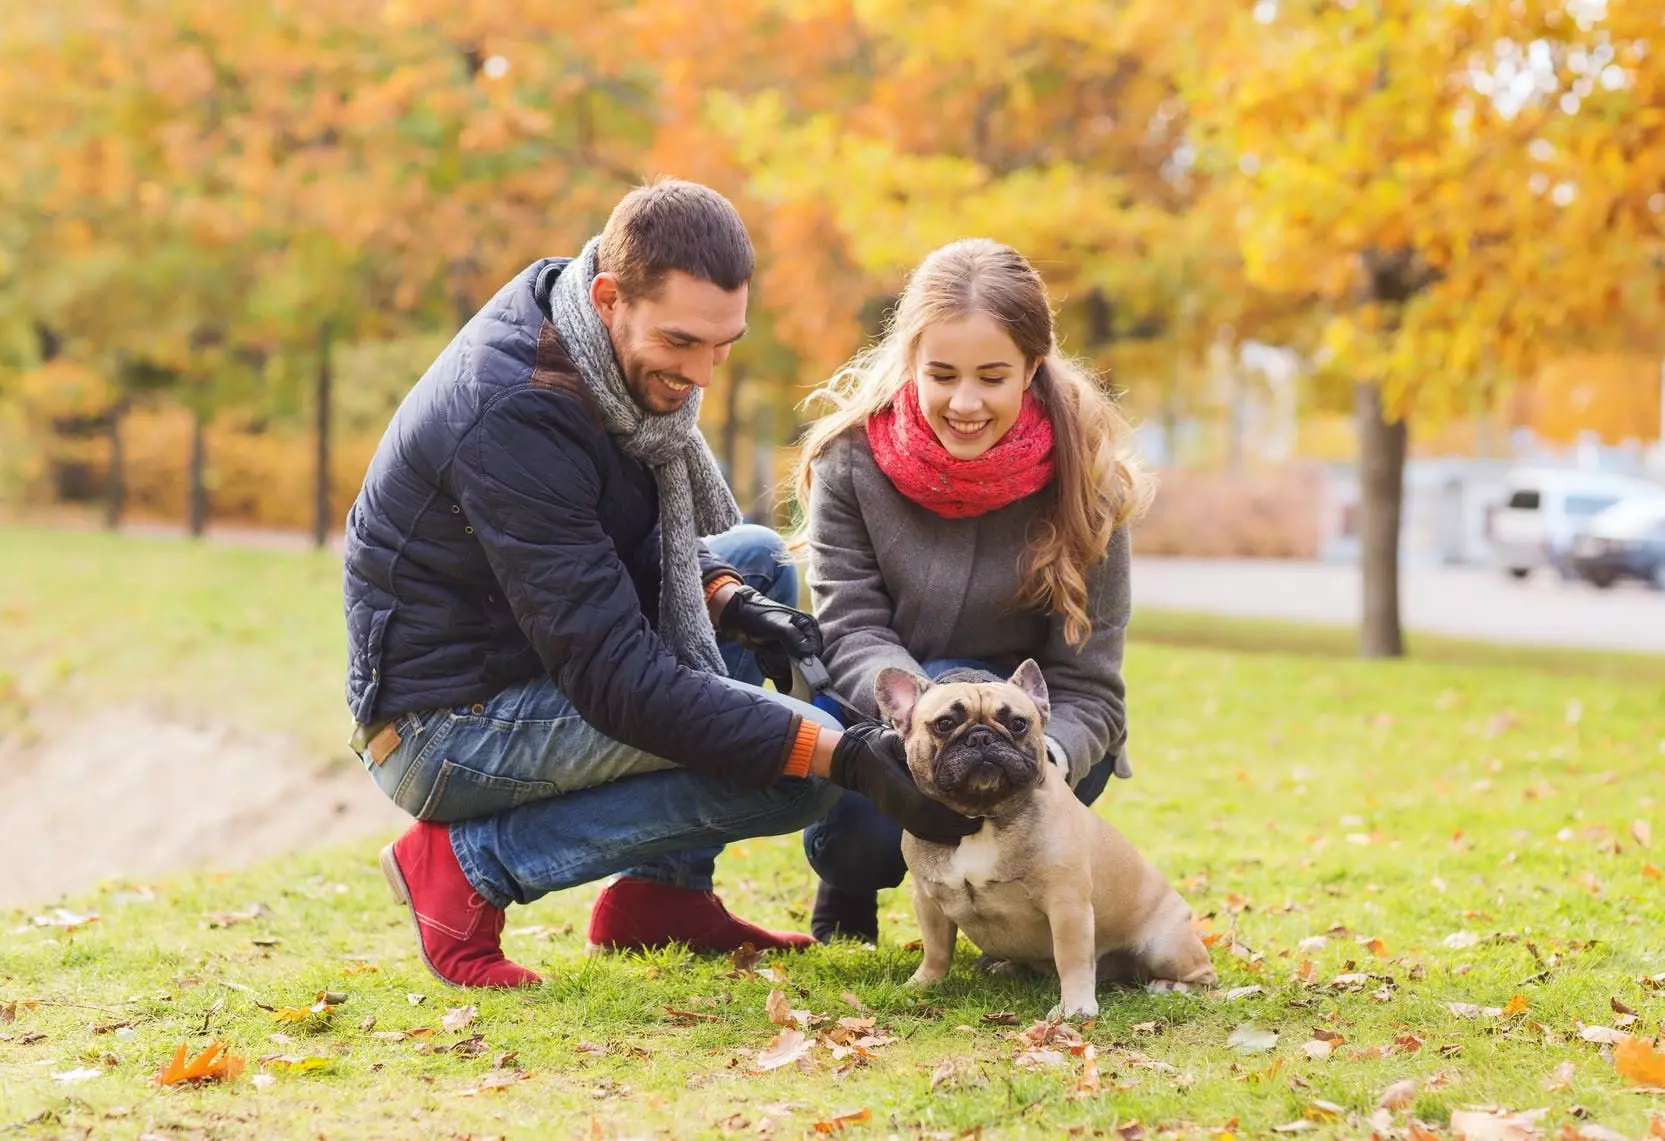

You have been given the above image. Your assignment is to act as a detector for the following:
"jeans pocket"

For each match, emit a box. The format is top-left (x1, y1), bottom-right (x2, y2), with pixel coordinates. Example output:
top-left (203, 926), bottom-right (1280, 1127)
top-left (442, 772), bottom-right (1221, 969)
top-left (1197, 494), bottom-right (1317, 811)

top-left (413, 760), bottom-right (558, 824)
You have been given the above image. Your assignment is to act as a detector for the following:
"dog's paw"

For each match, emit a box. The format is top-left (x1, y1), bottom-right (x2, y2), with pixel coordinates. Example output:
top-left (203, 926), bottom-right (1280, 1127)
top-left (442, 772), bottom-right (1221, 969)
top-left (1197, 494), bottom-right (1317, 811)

top-left (1048, 997), bottom-right (1100, 1021)
top-left (1145, 979), bottom-right (1192, 994)
top-left (906, 968), bottom-right (945, 990)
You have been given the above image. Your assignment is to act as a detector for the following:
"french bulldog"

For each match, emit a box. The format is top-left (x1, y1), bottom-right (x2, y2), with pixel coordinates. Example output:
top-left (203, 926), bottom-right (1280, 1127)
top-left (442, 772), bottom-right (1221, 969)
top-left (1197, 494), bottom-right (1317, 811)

top-left (877, 660), bottom-right (1216, 1018)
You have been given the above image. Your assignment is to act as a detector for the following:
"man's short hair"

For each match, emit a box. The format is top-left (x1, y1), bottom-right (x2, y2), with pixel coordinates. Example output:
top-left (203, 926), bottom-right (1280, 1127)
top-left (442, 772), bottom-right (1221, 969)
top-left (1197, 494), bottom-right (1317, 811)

top-left (597, 179), bottom-right (755, 300)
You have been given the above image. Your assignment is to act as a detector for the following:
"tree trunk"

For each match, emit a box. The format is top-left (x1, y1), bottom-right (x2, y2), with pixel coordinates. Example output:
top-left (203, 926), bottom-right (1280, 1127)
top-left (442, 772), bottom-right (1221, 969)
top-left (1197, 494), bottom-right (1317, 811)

top-left (103, 400), bottom-right (126, 530)
top-left (187, 408), bottom-right (208, 538)
top-left (722, 363), bottom-right (745, 492)
top-left (1356, 381), bottom-right (1407, 657)
top-left (314, 323), bottom-right (333, 550)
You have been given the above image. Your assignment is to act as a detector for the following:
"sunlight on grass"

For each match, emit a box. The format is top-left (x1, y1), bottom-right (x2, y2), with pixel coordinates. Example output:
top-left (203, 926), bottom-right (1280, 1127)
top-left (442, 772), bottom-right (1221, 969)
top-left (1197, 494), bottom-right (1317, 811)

top-left (3, 526), bottom-right (1665, 1137)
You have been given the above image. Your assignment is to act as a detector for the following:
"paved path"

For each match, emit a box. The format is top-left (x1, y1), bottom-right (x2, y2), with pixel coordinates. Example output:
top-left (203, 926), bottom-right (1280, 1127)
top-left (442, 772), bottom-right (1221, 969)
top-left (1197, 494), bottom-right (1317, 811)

top-left (1131, 558), bottom-right (1665, 655)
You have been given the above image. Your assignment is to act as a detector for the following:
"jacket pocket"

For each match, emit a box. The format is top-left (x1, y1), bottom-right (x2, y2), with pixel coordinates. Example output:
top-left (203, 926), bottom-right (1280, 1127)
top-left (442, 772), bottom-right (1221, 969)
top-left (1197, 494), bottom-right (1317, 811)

top-left (349, 606), bottom-right (395, 725)
top-left (412, 760), bottom-right (557, 823)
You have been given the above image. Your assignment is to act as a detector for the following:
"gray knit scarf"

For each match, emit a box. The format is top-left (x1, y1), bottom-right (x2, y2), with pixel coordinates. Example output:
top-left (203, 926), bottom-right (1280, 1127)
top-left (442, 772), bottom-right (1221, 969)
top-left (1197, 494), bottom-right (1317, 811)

top-left (547, 237), bottom-right (741, 676)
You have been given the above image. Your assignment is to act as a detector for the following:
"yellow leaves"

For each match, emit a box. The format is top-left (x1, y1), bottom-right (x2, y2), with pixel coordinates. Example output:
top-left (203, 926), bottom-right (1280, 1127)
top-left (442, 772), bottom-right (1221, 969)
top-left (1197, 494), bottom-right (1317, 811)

top-left (1614, 1037), bottom-right (1665, 1089)
top-left (157, 1040), bottom-right (244, 1087)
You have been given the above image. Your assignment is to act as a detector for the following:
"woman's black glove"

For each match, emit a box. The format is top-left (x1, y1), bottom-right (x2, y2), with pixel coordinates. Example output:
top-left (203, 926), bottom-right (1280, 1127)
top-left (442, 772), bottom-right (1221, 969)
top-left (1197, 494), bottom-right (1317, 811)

top-left (716, 585), bottom-right (823, 692)
top-left (828, 722), bottom-right (981, 844)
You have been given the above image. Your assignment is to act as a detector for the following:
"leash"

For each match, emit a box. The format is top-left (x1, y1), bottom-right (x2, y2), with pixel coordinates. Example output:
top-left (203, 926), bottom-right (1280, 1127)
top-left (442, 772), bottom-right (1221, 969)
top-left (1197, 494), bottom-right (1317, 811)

top-left (790, 655), bottom-right (882, 727)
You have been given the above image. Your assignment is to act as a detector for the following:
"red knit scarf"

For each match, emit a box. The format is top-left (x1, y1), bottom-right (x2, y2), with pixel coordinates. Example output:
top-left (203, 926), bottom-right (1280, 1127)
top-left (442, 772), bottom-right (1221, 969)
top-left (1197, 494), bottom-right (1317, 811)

top-left (866, 382), bottom-right (1055, 519)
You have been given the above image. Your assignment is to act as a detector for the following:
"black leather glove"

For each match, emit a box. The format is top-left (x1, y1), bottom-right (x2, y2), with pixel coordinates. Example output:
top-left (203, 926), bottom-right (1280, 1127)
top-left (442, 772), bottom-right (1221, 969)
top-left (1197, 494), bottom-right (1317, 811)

top-left (716, 585), bottom-right (824, 692)
top-left (828, 722), bottom-right (981, 844)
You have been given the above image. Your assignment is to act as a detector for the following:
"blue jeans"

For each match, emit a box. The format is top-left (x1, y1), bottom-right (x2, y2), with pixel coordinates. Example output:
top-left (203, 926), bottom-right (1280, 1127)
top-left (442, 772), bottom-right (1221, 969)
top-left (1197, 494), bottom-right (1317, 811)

top-left (802, 657), bottom-right (1118, 895)
top-left (357, 525), bottom-right (841, 909)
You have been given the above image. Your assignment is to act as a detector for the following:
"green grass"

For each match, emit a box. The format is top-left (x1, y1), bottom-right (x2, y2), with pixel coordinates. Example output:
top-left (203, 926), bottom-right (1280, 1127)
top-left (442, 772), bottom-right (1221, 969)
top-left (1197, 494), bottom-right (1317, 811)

top-left (4, 524), bottom-right (1665, 1138)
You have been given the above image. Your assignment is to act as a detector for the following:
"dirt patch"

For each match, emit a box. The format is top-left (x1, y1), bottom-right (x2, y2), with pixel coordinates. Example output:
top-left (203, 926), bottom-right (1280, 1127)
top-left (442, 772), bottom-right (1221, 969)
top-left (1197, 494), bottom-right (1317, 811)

top-left (0, 705), bottom-right (404, 908)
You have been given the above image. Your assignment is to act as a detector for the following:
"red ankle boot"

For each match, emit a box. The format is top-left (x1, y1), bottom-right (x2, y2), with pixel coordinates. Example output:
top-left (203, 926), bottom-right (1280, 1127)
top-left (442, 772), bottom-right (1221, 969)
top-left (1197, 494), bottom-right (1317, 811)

top-left (585, 876), bottom-right (815, 954)
top-left (380, 822), bottom-right (541, 989)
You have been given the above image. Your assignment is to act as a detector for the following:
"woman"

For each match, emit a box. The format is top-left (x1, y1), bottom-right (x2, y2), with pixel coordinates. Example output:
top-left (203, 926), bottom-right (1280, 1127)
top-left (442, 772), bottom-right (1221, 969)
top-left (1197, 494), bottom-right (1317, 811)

top-left (795, 238), bottom-right (1153, 943)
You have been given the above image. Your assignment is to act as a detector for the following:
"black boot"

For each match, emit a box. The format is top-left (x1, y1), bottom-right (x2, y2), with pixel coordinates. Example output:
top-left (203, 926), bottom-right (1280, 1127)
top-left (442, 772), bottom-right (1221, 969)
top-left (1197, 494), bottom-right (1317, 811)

top-left (811, 880), bottom-right (879, 944)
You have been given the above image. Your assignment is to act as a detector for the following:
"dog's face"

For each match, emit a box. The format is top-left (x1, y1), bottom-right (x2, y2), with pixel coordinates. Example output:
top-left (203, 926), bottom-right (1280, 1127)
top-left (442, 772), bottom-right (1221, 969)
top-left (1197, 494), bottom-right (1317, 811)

top-left (874, 661), bottom-right (1051, 816)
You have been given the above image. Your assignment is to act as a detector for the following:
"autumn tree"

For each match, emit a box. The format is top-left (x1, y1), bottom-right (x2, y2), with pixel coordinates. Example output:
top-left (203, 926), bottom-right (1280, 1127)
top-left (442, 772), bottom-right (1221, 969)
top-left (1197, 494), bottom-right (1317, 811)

top-left (1184, 0), bottom-right (1664, 655)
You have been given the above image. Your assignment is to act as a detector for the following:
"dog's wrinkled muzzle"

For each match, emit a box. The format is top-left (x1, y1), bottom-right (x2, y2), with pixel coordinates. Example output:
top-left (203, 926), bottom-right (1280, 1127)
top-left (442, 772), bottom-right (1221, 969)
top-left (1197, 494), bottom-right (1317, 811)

top-left (932, 729), bottom-right (1039, 811)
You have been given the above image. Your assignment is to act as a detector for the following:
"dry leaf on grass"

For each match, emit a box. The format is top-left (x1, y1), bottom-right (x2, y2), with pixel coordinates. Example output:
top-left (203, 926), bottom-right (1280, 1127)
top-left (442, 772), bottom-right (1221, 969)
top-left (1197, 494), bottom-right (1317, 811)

top-left (1299, 1040), bottom-right (1333, 1060)
top-left (1562, 1124), bottom-right (1631, 1141)
top-left (728, 942), bottom-right (764, 978)
top-left (664, 1007), bottom-right (722, 1023)
top-left (455, 1069), bottom-right (531, 1097)
top-left (1634, 821), bottom-right (1653, 849)
top-left (1449, 1107), bottom-right (1549, 1140)
top-left (1225, 985), bottom-right (1266, 1000)
top-left (442, 1005), bottom-right (477, 1033)
top-left (1504, 995), bottom-right (1530, 1017)
top-left (1381, 1078), bottom-right (1419, 1109)
top-left (1228, 1024), bottom-right (1279, 1053)
top-left (51, 1068), bottom-right (102, 1085)
top-left (1579, 1026), bottom-right (1628, 1045)
top-left (157, 1040), bottom-right (244, 1087)
top-left (1395, 1033), bottom-right (1426, 1053)
top-left (754, 1029), bottom-right (811, 1073)
top-left (812, 1108), bottom-right (869, 1133)
top-left (1544, 1061), bottom-right (1576, 1091)
top-left (258, 1054), bottom-right (333, 1073)
top-left (839, 992), bottom-right (870, 1012)
top-left (982, 1011), bottom-right (1019, 1026)
top-left (1614, 1036), bottom-right (1665, 1088)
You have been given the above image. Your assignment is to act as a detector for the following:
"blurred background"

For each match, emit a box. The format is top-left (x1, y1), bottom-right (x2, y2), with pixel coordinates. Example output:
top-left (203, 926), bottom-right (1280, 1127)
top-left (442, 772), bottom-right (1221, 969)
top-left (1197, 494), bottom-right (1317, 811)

top-left (0, 0), bottom-right (1662, 905)
top-left (3, 0), bottom-right (1663, 628)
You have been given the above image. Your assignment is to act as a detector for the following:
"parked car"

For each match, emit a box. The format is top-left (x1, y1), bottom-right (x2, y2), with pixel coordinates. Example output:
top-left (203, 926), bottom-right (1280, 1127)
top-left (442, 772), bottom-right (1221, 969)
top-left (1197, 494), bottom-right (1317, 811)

top-left (1488, 467), bottom-right (1665, 581)
top-left (1567, 495), bottom-right (1665, 590)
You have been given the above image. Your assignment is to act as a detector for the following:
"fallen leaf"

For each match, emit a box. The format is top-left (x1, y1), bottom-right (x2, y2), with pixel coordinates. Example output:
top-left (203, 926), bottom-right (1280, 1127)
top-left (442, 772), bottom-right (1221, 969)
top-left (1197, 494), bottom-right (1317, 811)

top-left (1117, 1122), bottom-right (1147, 1141)
top-left (51, 1068), bottom-right (102, 1085)
top-left (251, 1073), bottom-right (276, 1089)
top-left (575, 1040), bottom-right (606, 1056)
top-left (1395, 1033), bottom-right (1426, 1053)
top-left (754, 1029), bottom-right (811, 1073)
top-left (1381, 1078), bottom-right (1419, 1110)
top-left (1226, 985), bottom-right (1266, 1001)
top-left (1505, 995), bottom-right (1530, 1017)
top-left (931, 1059), bottom-right (971, 1089)
top-left (664, 1007), bottom-right (722, 1023)
top-left (1644, 864), bottom-right (1662, 880)
top-left (1615, 1037), bottom-right (1665, 1087)
top-left (29, 909), bottom-right (99, 931)
top-left (258, 1055), bottom-right (333, 1073)
top-left (1307, 1099), bottom-right (1346, 1122)
top-left (1074, 1042), bottom-right (1101, 1095)
top-left (812, 1108), bottom-right (870, 1133)
top-left (1544, 1061), bottom-right (1576, 1091)
top-left (765, 990), bottom-right (793, 1028)
top-left (1272, 1121), bottom-right (1315, 1133)
top-left (839, 992), bottom-right (870, 1012)
top-left (1409, 1124), bottom-right (1444, 1141)
top-left (1297, 936), bottom-right (1328, 953)
top-left (1650, 1114), bottom-right (1665, 1138)
top-left (157, 1040), bottom-right (244, 1087)
top-left (1364, 938), bottom-right (1389, 958)
top-left (728, 942), bottom-right (764, 977)
top-left (0, 1002), bottom-right (14, 1024)
top-left (1449, 1106), bottom-right (1549, 1140)
top-left (1634, 821), bottom-right (1653, 849)
top-left (1312, 1028), bottom-right (1346, 1045)
top-left (1563, 1126), bottom-right (1630, 1141)
top-left (1580, 1027), bottom-right (1628, 1045)
top-left (1014, 1047), bottom-right (1068, 1068)
top-left (1131, 1021), bottom-right (1159, 1034)
top-left (982, 1011), bottom-right (1020, 1026)
top-left (1299, 1040), bottom-right (1333, 1060)
top-left (1450, 1003), bottom-right (1504, 1019)
top-left (442, 1005), bottom-right (477, 1033)
top-left (407, 993), bottom-right (427, 1006)
top-left (1614, 997), bottom-right (1639, 1017)
top-left (1227, 1024), bottom-right (1278, 1053)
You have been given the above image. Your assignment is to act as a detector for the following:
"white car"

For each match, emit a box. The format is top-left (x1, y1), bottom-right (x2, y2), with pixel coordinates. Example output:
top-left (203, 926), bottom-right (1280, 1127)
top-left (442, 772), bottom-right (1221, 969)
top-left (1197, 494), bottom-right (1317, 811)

top-left (1488, 467), bottom-right (1665, 581)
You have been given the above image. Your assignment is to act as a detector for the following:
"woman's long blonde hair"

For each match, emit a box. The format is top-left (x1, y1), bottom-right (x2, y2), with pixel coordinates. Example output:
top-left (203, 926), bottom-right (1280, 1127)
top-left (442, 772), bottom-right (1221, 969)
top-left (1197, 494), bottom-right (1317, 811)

top-left (793, 239), bottom-right (1154, 647)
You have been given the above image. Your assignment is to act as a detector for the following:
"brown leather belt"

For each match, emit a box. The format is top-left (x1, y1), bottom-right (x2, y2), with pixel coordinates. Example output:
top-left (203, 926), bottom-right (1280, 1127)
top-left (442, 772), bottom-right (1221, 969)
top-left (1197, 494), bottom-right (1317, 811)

top-left (349, 719), bottom-right (401, 765)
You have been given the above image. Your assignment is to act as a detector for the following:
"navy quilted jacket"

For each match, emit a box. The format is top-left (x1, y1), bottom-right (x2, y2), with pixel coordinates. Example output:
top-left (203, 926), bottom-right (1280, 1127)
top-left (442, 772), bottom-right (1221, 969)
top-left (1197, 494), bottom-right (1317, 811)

top-left (341, 258), bottom-right (807, 788)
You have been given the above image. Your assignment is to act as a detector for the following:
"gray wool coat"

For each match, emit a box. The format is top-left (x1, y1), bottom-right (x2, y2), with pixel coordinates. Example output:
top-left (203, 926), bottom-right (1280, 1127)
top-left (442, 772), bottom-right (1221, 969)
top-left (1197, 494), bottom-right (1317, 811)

top-left (806, 430), bottom-right (1133, 786)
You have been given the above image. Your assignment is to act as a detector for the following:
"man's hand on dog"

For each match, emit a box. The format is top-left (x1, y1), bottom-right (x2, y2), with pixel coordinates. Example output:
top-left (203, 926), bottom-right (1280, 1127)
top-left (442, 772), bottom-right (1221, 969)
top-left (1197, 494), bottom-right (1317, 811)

top-left (826, 723), bottom-right (981, 844)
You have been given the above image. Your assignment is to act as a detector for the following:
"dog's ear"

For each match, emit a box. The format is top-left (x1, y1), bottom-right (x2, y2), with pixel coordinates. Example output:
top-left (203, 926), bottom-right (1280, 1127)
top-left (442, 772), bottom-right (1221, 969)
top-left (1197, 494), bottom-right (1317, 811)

top-left (1008, 659), bottom-right (1051, 724)
top-left (874, 668), bottom-right (930, 733)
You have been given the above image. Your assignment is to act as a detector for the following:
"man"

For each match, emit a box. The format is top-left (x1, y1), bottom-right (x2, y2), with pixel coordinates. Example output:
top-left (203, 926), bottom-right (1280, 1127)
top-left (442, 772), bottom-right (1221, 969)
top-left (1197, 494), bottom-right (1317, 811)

top-left (342, 179), bottom-right (976, 988)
